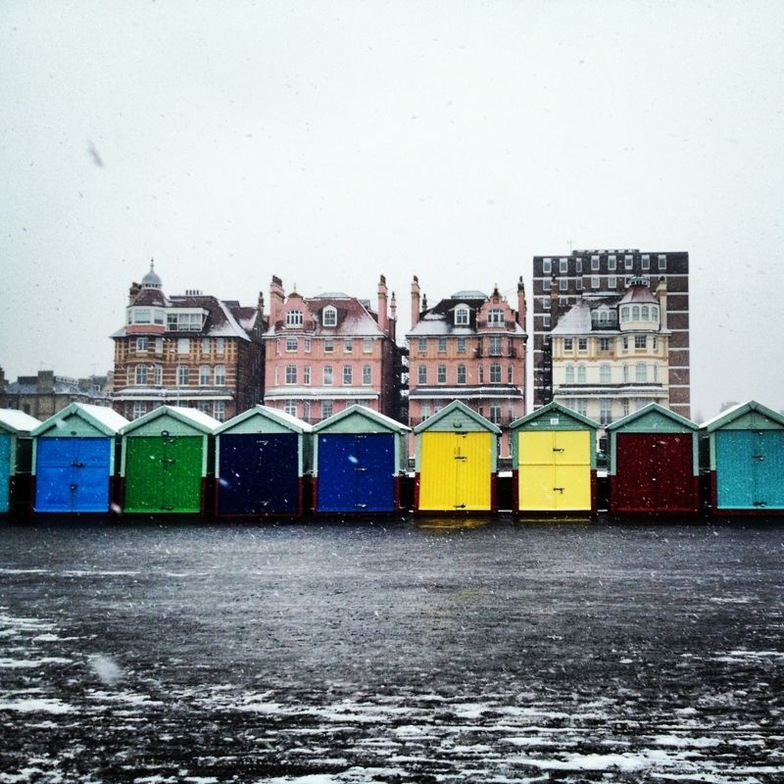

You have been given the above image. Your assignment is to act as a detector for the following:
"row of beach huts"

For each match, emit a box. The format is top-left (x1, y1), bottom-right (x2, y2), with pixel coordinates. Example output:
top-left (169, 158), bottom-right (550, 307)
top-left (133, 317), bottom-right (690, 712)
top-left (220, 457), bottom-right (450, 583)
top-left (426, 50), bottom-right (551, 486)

top-left (1, 399), bottom-right (783, 519)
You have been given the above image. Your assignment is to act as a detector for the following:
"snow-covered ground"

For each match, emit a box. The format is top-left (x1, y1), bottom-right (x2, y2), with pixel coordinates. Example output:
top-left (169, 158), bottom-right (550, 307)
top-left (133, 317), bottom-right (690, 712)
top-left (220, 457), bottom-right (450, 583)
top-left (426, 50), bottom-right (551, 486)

top-left (0, 517), bottom-right (782, 783)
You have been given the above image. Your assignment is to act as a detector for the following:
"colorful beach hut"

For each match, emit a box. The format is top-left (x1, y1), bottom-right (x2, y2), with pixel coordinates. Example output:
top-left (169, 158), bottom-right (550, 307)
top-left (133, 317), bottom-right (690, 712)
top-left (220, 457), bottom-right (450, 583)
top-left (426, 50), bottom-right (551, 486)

top-left (120, 406), bottom-right (219, 515)
top-left (312, 405), bottom-right (410, 515)
top-left (214, 405), bottom-right (312, 517)
top-left (509, 402), bottom-right (600, 515)
top-left (700, 400), bottom-right (784, 515)
top-left (606, 403), bottom-right (700, 515)
top-left (413, 400), bottom-right (500, 514)
top-left (0, 409), bottom-right (41, 514)
top-left (31, 403), bottom-right (128, 514)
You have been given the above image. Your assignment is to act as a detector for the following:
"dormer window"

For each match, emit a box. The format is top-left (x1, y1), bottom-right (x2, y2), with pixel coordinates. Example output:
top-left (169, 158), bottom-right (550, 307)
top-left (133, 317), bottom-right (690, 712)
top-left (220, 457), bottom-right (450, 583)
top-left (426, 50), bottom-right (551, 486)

top-left (322, 306), bottom-right (337, 327)
top-left (286, 309), bottom-right (303, 327)
top-left (454, 305), bottom-right (470, 326)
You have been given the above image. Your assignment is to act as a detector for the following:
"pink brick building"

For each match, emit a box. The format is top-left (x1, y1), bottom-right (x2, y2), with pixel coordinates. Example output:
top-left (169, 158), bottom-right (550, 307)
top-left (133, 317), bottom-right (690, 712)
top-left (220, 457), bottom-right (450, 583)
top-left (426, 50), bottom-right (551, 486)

top-left (262, 275), bottom-right (403, 423)
top-left (406, 276), bottom-right (528, 455)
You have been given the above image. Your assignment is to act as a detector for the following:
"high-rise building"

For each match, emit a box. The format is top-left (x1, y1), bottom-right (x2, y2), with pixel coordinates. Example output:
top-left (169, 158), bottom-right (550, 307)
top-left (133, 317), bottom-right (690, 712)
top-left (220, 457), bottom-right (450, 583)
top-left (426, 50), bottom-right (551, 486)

top-left (532, 250), bottom-right (690, 419)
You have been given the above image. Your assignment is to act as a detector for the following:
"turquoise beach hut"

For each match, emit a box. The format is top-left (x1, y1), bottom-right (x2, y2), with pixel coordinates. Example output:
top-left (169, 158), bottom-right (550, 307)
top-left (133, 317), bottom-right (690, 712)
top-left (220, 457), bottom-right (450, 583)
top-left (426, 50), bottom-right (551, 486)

top-left (700, 400), bottom-right (784, 515)
top-left (0, 409), bottom-right (40, 514)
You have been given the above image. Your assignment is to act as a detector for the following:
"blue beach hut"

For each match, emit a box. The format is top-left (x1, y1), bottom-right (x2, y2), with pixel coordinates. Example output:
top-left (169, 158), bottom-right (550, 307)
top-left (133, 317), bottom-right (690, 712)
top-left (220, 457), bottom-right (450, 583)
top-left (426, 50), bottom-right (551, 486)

top-left (31, 403), bottom-right (128, 514)
top-left (700, 400), bottom-right (784, 515)
top-left (0, 409), bottom-right (40, 514)
top-left (312, 405), bottom-right (410, 515)
top-left (214, 405), bottom-right (312, 517)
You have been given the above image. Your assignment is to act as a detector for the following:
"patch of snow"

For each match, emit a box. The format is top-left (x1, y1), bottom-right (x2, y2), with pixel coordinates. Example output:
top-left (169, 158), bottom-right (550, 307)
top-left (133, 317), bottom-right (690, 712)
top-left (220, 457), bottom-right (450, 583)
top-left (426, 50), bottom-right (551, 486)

top-left (0, 697), bottom-right (74, 714)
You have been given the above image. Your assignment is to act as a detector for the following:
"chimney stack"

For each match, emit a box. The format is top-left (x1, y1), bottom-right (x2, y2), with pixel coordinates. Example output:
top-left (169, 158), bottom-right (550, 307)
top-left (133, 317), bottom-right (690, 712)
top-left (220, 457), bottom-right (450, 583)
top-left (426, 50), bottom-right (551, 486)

top-left (411, 276), bottom-right (421, 328)
top-left (269, 275), bottom-right (285, 327)
top-left (377, 274), bottom-right (389, 335)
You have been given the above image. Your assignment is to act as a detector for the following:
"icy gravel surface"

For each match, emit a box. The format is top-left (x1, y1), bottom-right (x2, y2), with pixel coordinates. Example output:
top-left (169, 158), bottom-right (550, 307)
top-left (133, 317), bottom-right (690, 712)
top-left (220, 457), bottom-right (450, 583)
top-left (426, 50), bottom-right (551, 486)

top-left (1, 516), bottom-right (782, 783)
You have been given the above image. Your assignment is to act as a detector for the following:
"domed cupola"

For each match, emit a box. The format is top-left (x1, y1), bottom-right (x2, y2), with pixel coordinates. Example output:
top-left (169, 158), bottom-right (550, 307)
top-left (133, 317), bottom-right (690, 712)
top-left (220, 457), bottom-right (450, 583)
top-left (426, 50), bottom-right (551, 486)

top-left (142, 259), bottom-right (162, 289)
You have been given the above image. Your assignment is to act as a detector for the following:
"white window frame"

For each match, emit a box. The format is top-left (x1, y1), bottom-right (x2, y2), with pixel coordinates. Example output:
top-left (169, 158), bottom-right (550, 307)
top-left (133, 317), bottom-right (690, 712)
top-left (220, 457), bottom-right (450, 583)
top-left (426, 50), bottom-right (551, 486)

top-left (322, 306), bottom-right (338, 327)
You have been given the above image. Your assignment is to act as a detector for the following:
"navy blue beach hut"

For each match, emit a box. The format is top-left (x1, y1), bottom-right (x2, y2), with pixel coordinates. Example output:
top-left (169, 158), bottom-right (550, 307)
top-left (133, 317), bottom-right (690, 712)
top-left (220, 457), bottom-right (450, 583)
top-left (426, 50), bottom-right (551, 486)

top-left (606, 403), bottom-right (700, 515)
top-left (700, 400), bottom-right (784, 515)
top-left (0, 409), bottom-right (40, 514)
top-left (31, 403), bottom-right (128, 514)
top-left (214, 405), bottom-right (312, 517)
top-left (312, 405), bottom-right (410, 515)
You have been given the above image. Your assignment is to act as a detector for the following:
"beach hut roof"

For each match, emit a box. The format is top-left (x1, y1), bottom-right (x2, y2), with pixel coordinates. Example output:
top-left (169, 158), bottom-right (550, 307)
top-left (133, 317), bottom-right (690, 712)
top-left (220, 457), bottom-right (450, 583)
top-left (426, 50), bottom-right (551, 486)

top-left (313, 404), bottom-right (410, 434)
top-left (606, 402), bottom-right (698, 433)
top-left (510, 401), bottom-right (599, 431)
top-left (0, 408), bottom-right (42, 434)
top-left (32, 402), bottom-right (129, 437)
top-left (214, 404), bottom-right (312, 435)
top-left (699, 400), bottom-right (784, 433)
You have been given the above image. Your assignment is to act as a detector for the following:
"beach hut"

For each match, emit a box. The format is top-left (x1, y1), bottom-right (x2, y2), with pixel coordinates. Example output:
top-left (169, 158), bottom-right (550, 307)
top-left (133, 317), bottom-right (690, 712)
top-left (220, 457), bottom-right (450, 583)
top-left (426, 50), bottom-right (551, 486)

top-left (214, 405), bottom-right (312, 517)
top-left (312, 405), bottom-right (410, 515)
top-left (510, 402), bottom-right (600, 515)
top-left (700, 400), bottom-right (784, 515)
top-left (120, 406), bottom-right (219, 515)
top-left (0, 409), bottom-right (41, 514)
top-left (606, 403), bottom-right (700, 515)
top-left (413, 400), bottom-right (500, 513)
top-left (31, 403), bottom-right (128, 514)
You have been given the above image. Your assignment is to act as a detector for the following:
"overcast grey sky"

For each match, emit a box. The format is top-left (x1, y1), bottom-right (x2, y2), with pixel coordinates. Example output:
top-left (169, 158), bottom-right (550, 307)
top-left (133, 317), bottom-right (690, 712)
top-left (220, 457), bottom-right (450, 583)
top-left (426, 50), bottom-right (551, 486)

top-left (2, 0), bottom-right (783, 419)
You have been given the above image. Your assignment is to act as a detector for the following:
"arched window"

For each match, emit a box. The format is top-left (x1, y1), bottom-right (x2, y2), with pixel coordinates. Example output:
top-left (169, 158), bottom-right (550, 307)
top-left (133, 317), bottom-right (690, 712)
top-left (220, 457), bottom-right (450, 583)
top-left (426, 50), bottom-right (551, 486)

top-left (322, 306), bottom-right (337, 327)
top-left (454, 305), bottom-right (470, 326)
top-left (565, 364), bottom-right (575, 384)
top-left (577, 365), bottom-right (587, 383)
top-left (600, 364), bottom-right (611, 383)
top-left (135, 365), bottom-right (148, 385)
top-left (632, 305), bottom-right (641, 320)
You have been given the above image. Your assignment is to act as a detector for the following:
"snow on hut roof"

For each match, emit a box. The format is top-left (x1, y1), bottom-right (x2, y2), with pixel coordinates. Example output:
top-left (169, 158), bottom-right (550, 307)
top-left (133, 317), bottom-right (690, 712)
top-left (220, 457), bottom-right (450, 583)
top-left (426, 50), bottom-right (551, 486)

top-left (313, 404), bottom-right (410, 433)
top-left (700, 400), bottom-right (784, 432)
top-left (0, 408), bottom-right (41, 433)
top-left (32, 402), bottom-right (129, 437)
top-left (214, 405), bottom-right (312, 434)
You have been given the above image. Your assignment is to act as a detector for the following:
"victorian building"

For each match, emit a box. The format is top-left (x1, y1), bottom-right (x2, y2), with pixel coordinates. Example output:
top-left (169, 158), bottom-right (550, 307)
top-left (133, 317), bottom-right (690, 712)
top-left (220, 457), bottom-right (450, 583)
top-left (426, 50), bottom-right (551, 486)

top-left (550, 276), bottom-right (670, 430)
top-left (406, 277), bottom-right (527, 455)
top-left (532, 249), bottom-right (690, 419)
top-left (111, 262), bottom-right (265, 421)
top-left (262, 275), bottom-right (403, 423)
